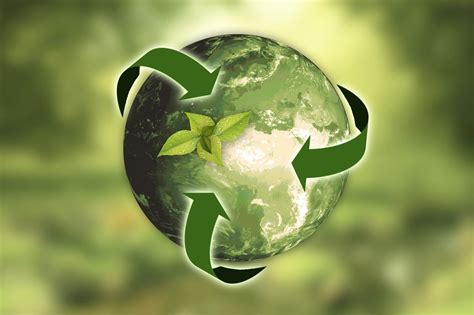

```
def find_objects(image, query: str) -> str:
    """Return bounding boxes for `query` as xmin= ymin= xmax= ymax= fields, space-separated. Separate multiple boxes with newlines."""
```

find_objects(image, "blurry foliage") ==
xmin=0 ymin=1 xmax=186 ymax=156
xmin=352 ymin=2 xmax=473 ymax=153
xmin=0 ymin=1 xmax=472 ymax=315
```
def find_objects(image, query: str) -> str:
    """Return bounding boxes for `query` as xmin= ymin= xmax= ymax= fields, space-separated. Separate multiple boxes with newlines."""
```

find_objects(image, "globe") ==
xmin=124 ymin=34 xmax=351 ymax=261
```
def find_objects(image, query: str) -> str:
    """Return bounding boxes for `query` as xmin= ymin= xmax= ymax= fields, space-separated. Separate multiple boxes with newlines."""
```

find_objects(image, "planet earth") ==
xmin=124 ymin=34 xmax=351 ymax=261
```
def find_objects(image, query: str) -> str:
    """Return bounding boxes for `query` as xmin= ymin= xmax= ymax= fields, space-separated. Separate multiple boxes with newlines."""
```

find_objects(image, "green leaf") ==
xmin=158 ymin=130 xmax=200 ymax=156
xmin=200 ymin=136 xmax=212 ymax=152
xmin=185 ymin=112 xmax=215 ymax=134
xmin=214 ymin=111 xmax=250 ymax=141
xmin=197 ymin=135 xmax=222 ymax=165
xmin=201 ymin=125 xmax=215 ymax=137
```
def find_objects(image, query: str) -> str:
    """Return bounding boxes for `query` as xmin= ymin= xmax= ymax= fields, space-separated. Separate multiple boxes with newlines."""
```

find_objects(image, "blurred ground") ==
xmin=1 ymin=1 xmax=473 ymax=315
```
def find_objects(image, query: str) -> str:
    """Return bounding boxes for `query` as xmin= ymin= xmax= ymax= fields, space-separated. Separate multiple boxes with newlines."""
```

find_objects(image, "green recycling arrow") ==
xmin=184 ymin=193 xmax=265 ymax=284
xmin=116 ymin=48 xmax=220 ymax=116
xmin=292 ymin=85 xmax=369 ymax=189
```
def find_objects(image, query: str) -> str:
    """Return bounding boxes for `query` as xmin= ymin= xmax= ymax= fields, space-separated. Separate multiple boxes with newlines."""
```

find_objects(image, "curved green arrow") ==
xmin=184 ymin=193 xmax=265 ymax=284
xmin=292 ymin=85 xmax=369 ymax=189
xmin=116 ymin=48 xmax=220 ymax=116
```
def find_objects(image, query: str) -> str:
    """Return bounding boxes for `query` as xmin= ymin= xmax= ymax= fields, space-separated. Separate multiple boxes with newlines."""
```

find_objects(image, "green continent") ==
xmin=124 ymin=35 xmax=350 ymax=261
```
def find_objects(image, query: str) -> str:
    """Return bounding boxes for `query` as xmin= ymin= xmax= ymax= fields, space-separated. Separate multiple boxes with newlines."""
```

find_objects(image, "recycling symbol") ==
xmin=116 ymin=37 xmax=369 ymax=284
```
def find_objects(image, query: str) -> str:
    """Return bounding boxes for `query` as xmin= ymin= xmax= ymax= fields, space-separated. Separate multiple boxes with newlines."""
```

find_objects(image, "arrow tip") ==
xmin=180 ymin=67 xmax=221 ymax=100
xmin=292 ymin=137 xmax=310 ymax=190
xmin=184 ymin=192 xmax=230 ymax=220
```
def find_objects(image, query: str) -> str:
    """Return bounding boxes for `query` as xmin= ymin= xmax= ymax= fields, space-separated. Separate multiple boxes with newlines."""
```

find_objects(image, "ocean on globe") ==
xmin=124 ymin=34 xmax=351 ymax=261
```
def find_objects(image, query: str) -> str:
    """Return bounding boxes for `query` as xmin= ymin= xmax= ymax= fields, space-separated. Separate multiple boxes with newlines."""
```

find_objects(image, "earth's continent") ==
xmin=124 ymin=35 xmax=351 ymax=261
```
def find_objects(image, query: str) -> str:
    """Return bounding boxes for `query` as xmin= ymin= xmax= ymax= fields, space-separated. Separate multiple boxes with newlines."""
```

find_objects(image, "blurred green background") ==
xmin=1 ymin=1 xmax=472 ymax=314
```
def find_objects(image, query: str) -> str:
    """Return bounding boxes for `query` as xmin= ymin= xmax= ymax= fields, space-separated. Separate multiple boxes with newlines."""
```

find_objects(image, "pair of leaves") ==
xmin=158 ymin=111 xmax=250 ymax=165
